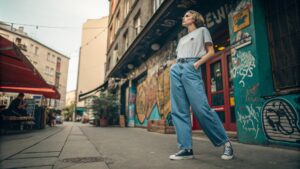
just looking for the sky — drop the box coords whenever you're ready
[0,0,109,92]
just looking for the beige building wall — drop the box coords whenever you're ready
[0,24,69,109]
[76,17,108,107]
[65,90,76,107]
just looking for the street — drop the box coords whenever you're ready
[0,122,299,169]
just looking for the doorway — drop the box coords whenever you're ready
[206,49,236,131]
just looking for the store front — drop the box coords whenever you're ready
[115,0,238,130]
[189,1,237,131]
[106,0,299,146]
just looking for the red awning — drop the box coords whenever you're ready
[0,36,60,99]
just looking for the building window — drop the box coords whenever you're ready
[133,12,141,36]
[265,0,300,92]
[15,37,21,45]
[52,55,56,63]
[123,30,129,51]
[30,44,34,53]
[109,25,114,45]
[34,46,39,55]
[47,53,51,61]
[115,11,120,35]
[56,57,61,72]
[153,0,164,14]
[111,45,118,69]
[106,59,110,72]
[45,66,50,75]
[124,0,130,19]
[50,68,55,76]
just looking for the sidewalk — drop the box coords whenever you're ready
[0,125,63,161]
[80,124,300,169]
[0,123,110,169]
[53,124,109,169]
[1,122,299,169]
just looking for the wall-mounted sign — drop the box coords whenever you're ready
[233,8,250,32]
[231,31,252,49]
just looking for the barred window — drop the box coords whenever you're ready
[264,0,300,92]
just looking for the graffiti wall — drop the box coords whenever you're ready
[228,0,265,144]
[157,65,171,118]
[129,41,176,127]
[230,50,256,87]
[135,69,158,124]
[227,0,264,144]
[229,0,300,147]
[128,86,136,127]
[262,96,300,144]
[237,104,261,139]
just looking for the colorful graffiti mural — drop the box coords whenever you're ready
[262,97,300,144]
[127,40,176,126]
[128,86,136,127]
[136,74,157,124]
[157,65,171,118]
[135,63,172,125]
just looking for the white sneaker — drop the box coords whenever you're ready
[169,149,194,160]
[221,145,234,160]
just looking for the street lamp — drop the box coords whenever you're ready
[151,43,160,51]
[127,64,134,69]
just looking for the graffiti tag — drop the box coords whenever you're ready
[262,98,300,143]
[237,104,261,139]
[230,51,256,87]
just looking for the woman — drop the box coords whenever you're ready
[169,10,234,160]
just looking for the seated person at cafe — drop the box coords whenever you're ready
[0,105,6,119]
[0,105,6,113]
[7,93,28,116]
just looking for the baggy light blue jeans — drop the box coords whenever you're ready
[170,58,228,149]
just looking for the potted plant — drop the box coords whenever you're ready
[91,91,119,127]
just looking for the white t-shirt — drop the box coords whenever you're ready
[176,27,213,59]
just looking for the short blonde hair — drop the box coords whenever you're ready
[187,10,205,28]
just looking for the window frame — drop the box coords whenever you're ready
[264,0,300,93]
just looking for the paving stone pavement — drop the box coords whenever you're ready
[1,122,299,169]
[0,122,109,169]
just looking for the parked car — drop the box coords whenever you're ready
[89,117,95,125]
[55,115,63,124]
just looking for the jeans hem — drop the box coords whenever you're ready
[214,138,229,147]
[177,145,193,150]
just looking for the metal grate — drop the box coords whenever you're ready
[262,99,300,143]
[62,157,104,163]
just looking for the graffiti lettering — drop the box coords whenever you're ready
[262,98,300,143]
[206,4,233,28]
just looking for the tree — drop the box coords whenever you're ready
[63,102,75,121]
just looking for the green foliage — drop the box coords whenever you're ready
[63,102,75,120]
[90,91,120,120]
